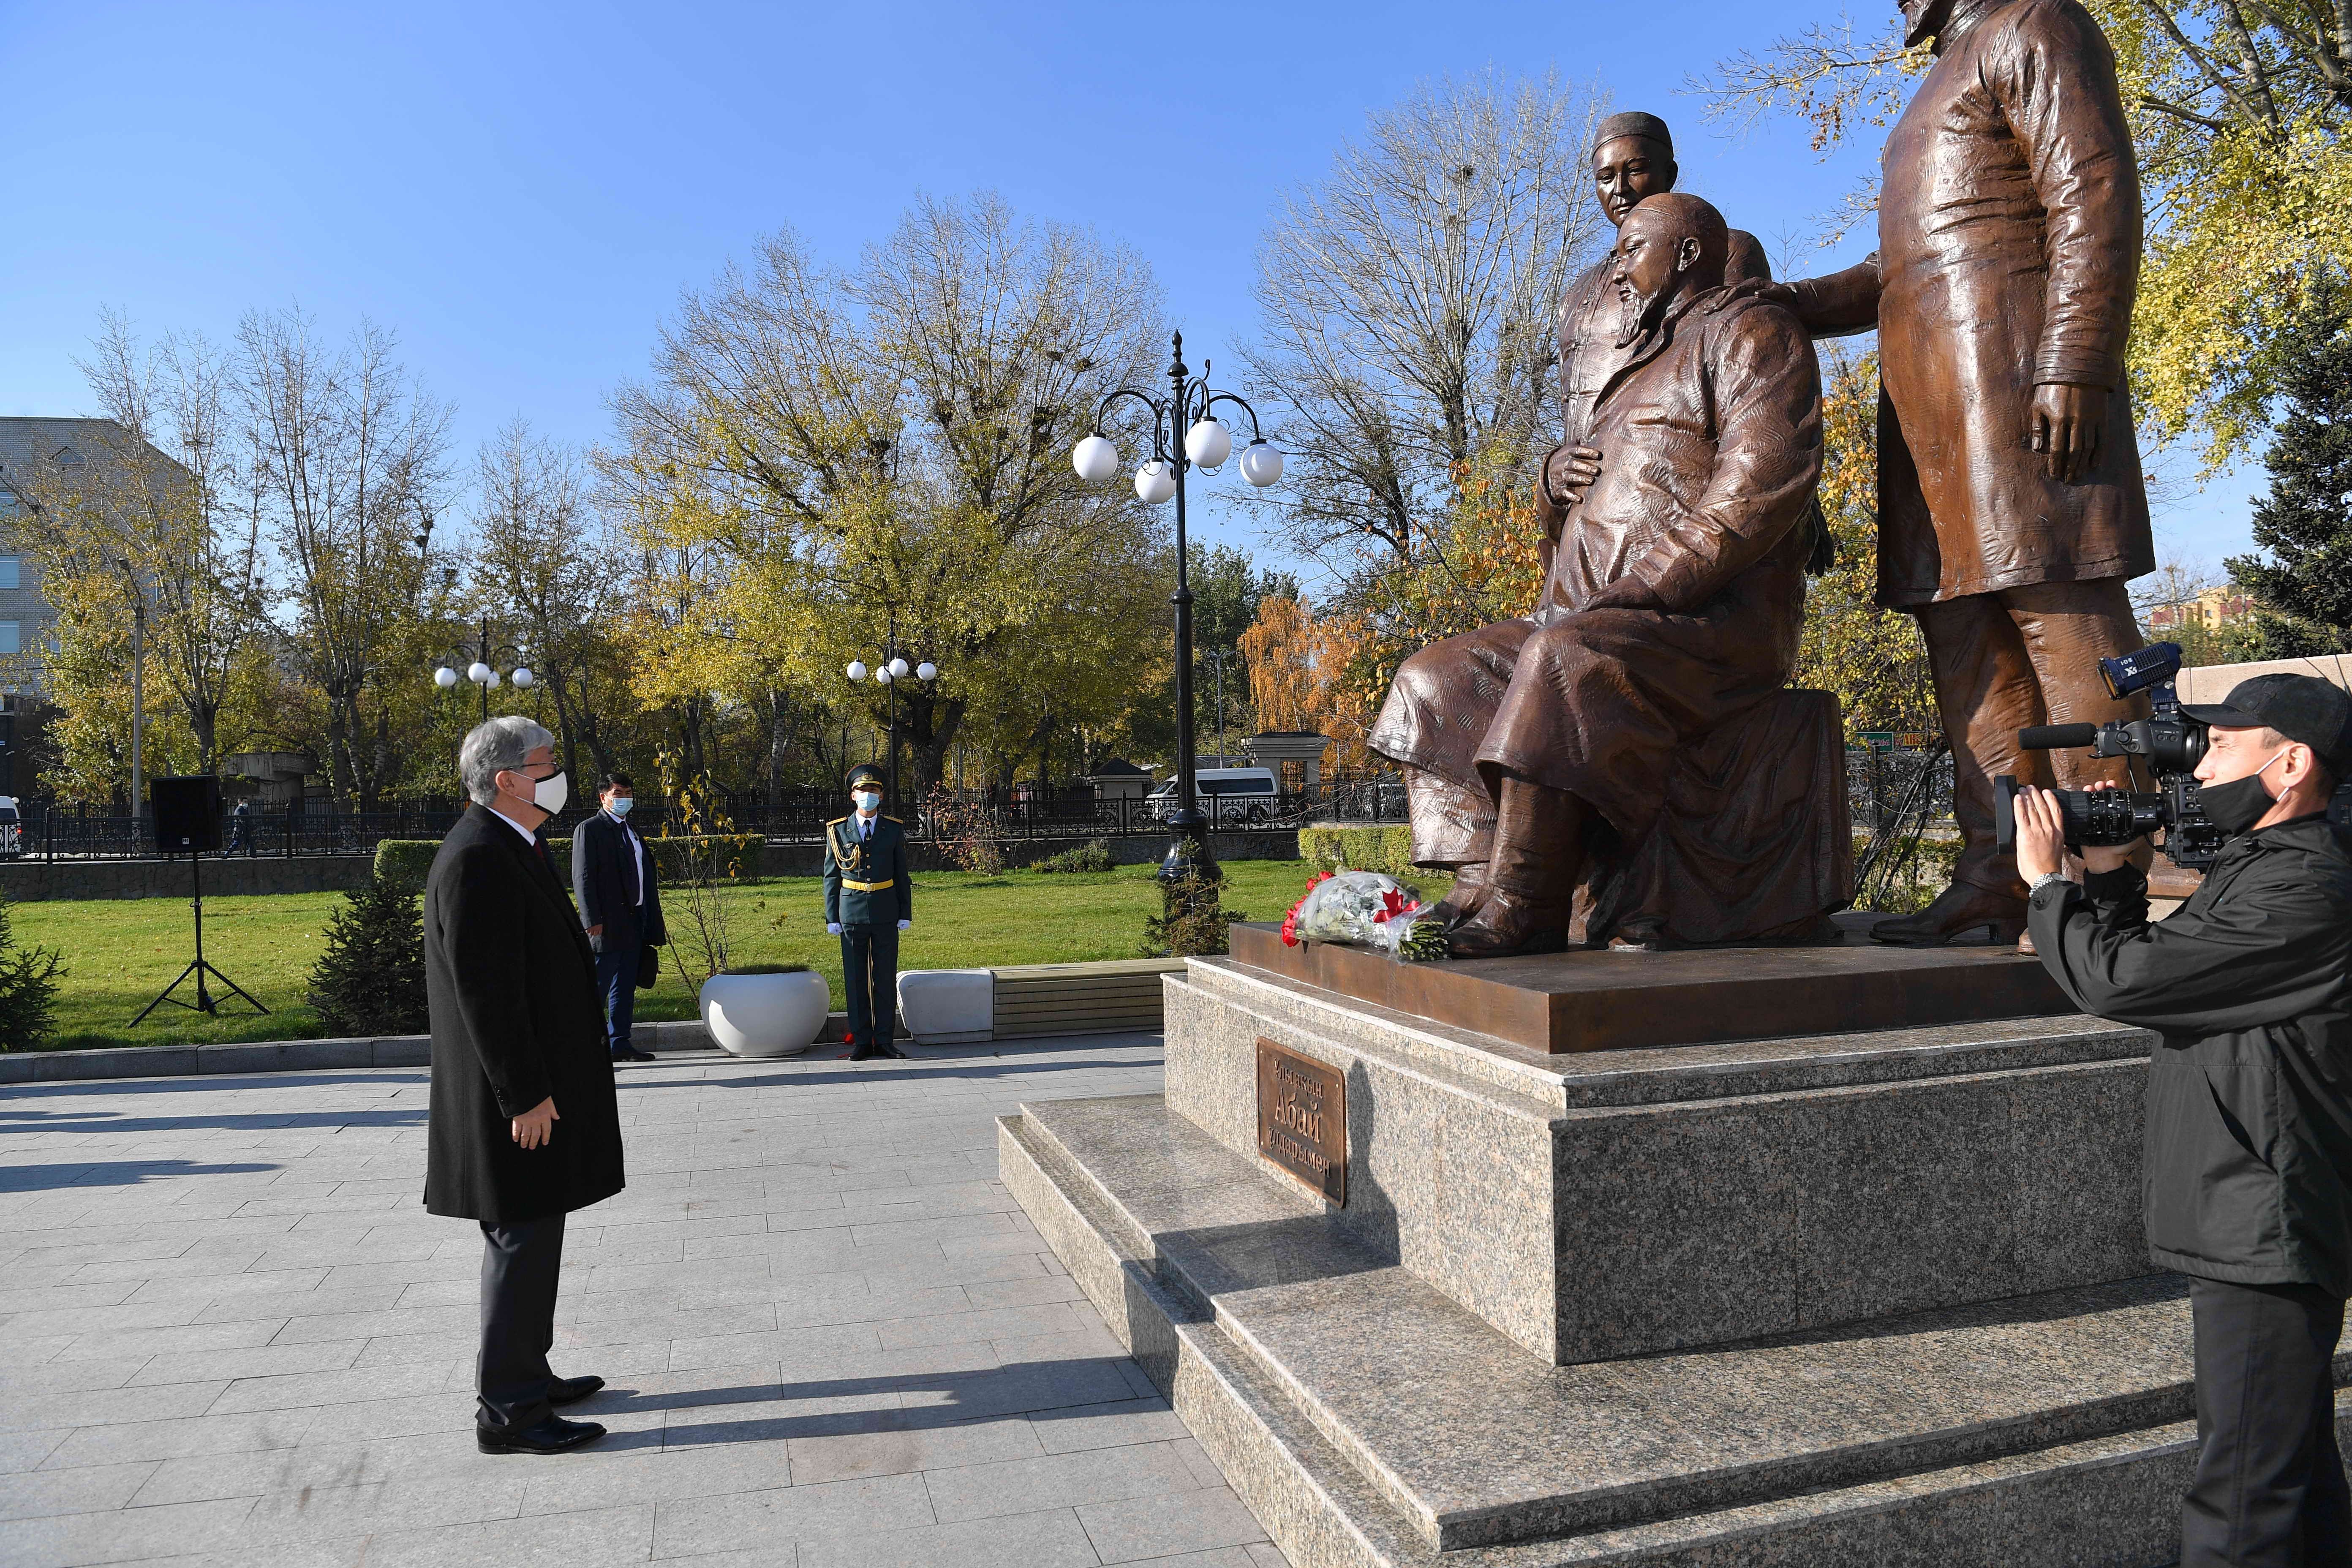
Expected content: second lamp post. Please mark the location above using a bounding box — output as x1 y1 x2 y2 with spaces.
433 617 534 723
1070 330 1282 880
845 628 937 807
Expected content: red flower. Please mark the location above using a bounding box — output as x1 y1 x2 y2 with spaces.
1372 887 1417 925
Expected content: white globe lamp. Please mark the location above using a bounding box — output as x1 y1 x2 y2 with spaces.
467 661 492 685
1185 418 1232 468
876 667 894 685
1239 441 1285 488
1134 461 1176 504
1071 433 1120 484
887 656 910 679
511 667 534 689
846 660 868 681
915 661 937 681
486 670 502 689
433 666 458 689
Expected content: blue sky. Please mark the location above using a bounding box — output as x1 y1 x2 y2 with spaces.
0 0 2257 586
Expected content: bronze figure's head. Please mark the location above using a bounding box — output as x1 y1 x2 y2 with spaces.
1609 193 1728 346
1898 0 1959 50
1590 111 1677 229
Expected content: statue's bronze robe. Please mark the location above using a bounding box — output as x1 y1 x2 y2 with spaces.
1369 284 1821 864
1788 0 2152 607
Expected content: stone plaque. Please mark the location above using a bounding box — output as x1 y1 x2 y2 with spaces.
1256 1037 1346 1204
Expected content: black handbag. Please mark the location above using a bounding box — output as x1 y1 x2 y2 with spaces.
636 943 660 990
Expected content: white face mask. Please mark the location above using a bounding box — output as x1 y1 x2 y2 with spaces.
854 791 882 814
534 769 569 815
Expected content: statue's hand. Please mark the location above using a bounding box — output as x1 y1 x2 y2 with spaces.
2031 383 2107 485
1755 281 1800 310
1545 445 1603 509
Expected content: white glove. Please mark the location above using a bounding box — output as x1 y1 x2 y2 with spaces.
896 919 912 931
826 922 843 935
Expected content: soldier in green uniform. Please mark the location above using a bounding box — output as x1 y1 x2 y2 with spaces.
823 763 912 1061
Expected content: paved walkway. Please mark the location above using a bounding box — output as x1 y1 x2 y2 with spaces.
0 1038 1286 1568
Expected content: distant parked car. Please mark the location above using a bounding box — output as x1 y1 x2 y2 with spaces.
1146 768 1280 825
0 798 23 860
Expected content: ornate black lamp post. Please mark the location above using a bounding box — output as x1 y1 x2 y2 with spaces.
433 617 534 724
1070 331 1282 880
844 608 939 806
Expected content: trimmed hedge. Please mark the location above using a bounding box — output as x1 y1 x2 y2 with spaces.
1296 825 1418 877
372 833 765 894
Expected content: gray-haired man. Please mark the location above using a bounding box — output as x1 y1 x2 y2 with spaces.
423 717 621 1455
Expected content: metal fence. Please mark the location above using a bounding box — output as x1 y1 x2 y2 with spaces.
1846 746 1957 833
11 786 1327 862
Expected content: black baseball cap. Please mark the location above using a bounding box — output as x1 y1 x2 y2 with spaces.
845 763 886 791
2182 673 2352 772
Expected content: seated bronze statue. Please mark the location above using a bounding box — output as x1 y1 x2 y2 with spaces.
1368 192 1844 958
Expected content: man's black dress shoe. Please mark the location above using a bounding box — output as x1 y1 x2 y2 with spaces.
476 1414 607 1455
611 1046 655 1063
875 1041 907 1059
547 1374 605 1406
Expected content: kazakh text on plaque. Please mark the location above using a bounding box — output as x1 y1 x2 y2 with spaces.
1255 1037 1346 1204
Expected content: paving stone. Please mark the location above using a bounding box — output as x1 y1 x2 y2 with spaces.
796 1505 1102 1568
1074 1488 1270 1563
921 1440 1211 1523
1 1034 1181 1567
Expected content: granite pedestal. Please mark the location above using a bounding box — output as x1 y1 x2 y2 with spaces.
1001 942 2342 1565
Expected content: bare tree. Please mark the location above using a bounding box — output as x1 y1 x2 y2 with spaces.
472 419 625 782
239 308 451 808
1242 70 1609 564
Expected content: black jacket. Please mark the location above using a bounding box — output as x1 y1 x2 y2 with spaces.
2028 816 2352 1294
423 805 625 1223
572 809 667 950
822 814 912 926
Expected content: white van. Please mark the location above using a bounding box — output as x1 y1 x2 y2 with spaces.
1146 768 1281 824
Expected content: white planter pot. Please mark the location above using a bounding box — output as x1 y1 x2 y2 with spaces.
699 971 829 1058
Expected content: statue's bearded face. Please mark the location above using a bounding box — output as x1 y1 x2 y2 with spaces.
1899 0 1955 49
1591 136 1675 228
1609 212 1698 346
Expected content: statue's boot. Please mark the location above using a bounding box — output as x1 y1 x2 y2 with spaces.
1868 880 2026 947
1425 861 1491 926
1448 779 1582 959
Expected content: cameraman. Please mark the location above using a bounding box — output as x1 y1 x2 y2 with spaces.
2016 673 2352 1567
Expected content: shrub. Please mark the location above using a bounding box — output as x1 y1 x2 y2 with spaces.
1033 839 1116 874
926 786 1007 874
1141 868 1245 958
0 891 64 1051
305 874 428 1037
1298 825 1417 878
372 839 438 894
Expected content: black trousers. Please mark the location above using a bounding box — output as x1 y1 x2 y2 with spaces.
593 934 640 1056
840 923 898 1056
477 1213 566 1434
2183 1276 2351 1567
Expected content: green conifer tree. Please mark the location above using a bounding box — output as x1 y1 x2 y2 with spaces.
305 875 428 1037
0 893 65 1051
2229 280 2352 657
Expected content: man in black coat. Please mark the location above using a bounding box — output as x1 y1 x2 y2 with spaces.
2017 674 2352 1566
425 716 623 1456
572 771 666 1064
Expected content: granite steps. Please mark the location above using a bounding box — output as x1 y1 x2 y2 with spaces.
1001 1095 2352 1567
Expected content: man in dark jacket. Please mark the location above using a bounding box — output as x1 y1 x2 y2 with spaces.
572 771 666 1064
425 716 623 1456
2018 673 2352 1566
823 763 912 1061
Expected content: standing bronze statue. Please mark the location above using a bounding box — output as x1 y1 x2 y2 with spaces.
1777 0 2153 945
1369 193 1834 957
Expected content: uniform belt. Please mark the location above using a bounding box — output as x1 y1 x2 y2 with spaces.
840 877 894 893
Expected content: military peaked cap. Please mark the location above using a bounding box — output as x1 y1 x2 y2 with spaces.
846 763 887 791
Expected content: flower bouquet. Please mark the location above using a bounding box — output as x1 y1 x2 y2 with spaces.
1279 870 1449 962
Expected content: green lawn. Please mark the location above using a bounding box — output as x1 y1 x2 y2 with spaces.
14 858 1425 1053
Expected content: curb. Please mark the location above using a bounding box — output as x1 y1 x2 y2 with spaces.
0 1017 722 1086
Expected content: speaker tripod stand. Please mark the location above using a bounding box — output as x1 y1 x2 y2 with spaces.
131 849 267 1026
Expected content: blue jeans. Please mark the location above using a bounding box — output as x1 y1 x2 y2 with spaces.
593 936 640 1056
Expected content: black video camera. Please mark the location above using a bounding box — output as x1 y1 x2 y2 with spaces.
1993 642 2229 872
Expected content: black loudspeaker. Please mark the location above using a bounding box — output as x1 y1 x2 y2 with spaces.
151 775 223 853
